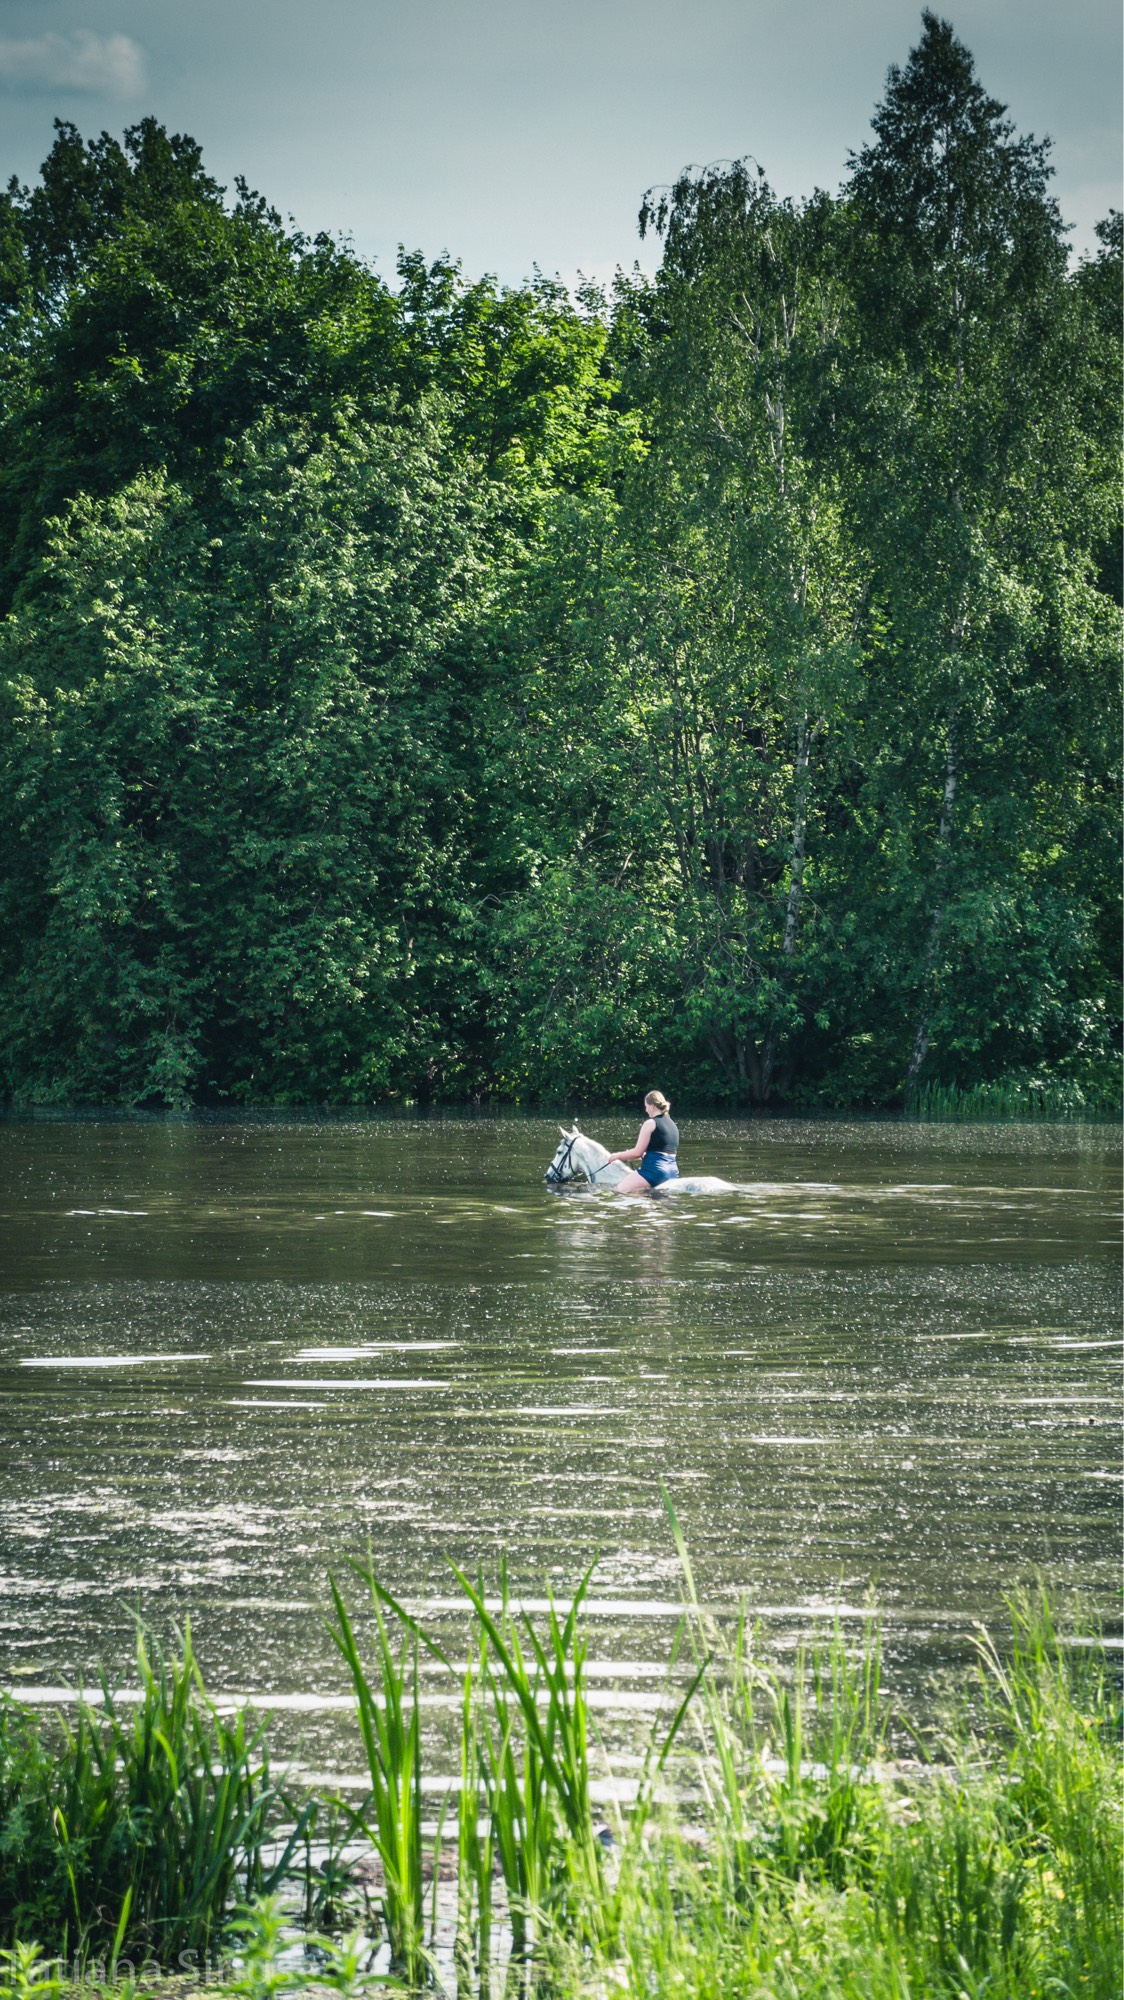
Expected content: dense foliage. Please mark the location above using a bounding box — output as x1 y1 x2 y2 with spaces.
0 15 1118 1107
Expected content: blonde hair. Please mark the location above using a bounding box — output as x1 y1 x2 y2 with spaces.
644 1089 670 1114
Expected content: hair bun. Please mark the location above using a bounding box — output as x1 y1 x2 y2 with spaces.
645 1089 670 1113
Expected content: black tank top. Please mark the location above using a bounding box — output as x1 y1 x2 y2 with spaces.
645 1113 678 1155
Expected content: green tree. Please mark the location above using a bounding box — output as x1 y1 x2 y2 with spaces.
0 404 493 1105
0 70 1116 1111
841 11 1116 1095
489 177 868 1103
0 118 397 603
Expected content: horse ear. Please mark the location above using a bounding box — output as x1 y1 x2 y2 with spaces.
558 1125 569 1136
573 1119 581 1131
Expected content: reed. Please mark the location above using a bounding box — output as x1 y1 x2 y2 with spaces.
968 1585 1123 1995
325 1549 700 1990
453 1650 494 2000
3 1559 1119 1999
906 1074 1120 1124
586 1578 1121 2000
663 1488 890 1897
453 1557 603 1968
325 1574 429 1987
292 1794 357 1935
0 1624 303 1966
457 1556 703 1981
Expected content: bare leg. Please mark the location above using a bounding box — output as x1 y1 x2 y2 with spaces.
613 1171 652 1196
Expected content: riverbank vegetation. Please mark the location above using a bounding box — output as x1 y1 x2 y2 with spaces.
905 1076 1120 1124
0 1542 1120 1996
0 15 1119 1113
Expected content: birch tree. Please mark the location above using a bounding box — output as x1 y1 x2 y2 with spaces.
616 169 867 1099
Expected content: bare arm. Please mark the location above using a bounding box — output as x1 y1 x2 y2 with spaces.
607 1119 654 1164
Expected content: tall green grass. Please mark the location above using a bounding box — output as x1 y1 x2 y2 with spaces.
570 1550 1122 2000
453 1557 605 1965
326 1573 428 1986
0 1624 306 1965
663 1490 889 1902
453 1643 494 2000
325 1515 1120 1998
906 1074 1120 1124
2 1551 1119 1998
326 1550 699 1992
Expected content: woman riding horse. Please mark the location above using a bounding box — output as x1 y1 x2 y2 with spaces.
604 1091 679 1195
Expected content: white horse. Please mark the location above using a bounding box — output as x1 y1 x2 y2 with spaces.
545 1122 734 1196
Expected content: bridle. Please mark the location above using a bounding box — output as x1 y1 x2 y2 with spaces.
546 1134 579 1184
546 1133 610 1186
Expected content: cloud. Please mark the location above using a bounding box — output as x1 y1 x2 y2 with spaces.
0 30 147 98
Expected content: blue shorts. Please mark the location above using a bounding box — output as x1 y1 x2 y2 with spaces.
638 1151 679 1187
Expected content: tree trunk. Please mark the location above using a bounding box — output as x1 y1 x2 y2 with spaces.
904 711 959 1096
707 1025 763 1101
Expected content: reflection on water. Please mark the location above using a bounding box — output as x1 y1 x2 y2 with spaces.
0 1114 1119 1763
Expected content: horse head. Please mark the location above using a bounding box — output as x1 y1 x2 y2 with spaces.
545 1122 619 1188
545 1123 583 1184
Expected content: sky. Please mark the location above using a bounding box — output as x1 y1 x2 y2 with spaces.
0 0 1119 286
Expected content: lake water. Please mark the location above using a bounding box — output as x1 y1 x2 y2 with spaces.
0 1113 1119 1771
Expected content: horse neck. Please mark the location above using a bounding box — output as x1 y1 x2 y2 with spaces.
576 1136 624 1184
